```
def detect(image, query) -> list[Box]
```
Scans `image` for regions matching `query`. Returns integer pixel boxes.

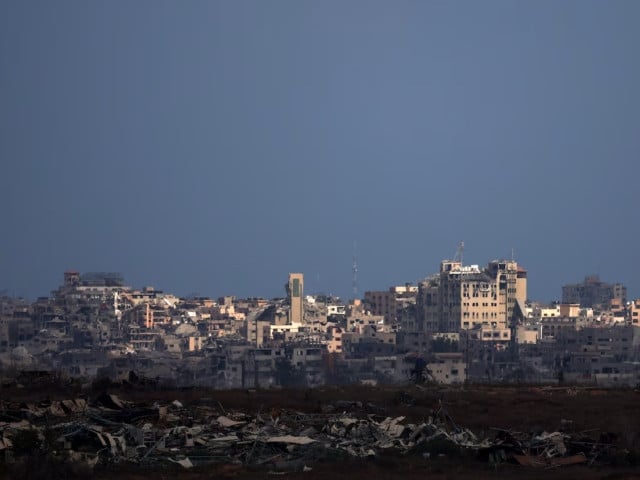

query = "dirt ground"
[2,382,640,479]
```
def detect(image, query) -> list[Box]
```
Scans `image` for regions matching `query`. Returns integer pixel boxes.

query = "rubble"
[0,391,632,475]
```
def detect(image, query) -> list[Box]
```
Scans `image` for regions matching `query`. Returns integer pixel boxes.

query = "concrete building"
[341,325,396,357]
[630,299,640,325]
[245,319,271,347]
[533,305,560,319]
[427,352,466,384]
[562,275,627,308]
[515,325,538,344]
[325,326,343,354]
[540,317,577,339]
[327,305,346,317]
[559,304,581,318]
[286,273,304,325]
[364,284,417,322]
[416,259,527,334]
[291,346,323,386]
[485,260,527,321]
[346,311,385,332]
[396,331,430,353]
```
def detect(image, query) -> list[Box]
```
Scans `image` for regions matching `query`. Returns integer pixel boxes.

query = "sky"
[1,1,639,302]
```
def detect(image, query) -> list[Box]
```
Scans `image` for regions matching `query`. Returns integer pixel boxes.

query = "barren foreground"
[1,382,639,479]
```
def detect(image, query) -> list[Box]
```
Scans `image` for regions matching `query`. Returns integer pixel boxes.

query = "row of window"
[463,312,499,319]
[463,302,498,307]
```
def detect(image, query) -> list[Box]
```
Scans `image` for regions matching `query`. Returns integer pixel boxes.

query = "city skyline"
[0,257,631,307]
[2,1,639,302]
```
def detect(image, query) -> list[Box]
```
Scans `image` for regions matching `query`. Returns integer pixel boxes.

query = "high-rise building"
[561,275,626,308]
[416,259,527,334]
[286,273,304,324]
[485,260,527,321]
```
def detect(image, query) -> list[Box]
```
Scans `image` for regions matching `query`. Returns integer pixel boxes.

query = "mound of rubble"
[1,389,634,477]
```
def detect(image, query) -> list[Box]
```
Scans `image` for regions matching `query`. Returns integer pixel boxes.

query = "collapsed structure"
[0,387,626,474]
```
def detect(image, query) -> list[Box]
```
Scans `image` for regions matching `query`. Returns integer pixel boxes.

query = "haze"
[1,1,639,301]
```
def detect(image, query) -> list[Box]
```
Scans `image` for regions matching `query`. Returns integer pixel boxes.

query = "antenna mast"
[454,241,464,265]
[352,241,358,298]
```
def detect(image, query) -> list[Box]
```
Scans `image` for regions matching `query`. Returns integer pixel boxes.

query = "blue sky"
[1,1,639,302]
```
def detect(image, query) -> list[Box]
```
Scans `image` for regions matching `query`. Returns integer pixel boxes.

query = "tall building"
[485,260,527,321]
[364,284,418,322]
[416,259,527,334]
[562,275,627,308]
[286,273,304,324]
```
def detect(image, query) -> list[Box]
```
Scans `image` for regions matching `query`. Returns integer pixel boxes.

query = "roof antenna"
[352,241,358,298]
[453,241,464,265]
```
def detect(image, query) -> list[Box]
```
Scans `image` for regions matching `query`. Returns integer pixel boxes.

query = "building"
[286,273,304,325]
[426,352,466,384]
[562,275,627,308]
[341,325,396,357]
[630,299,640,325]
[515,325,538,344]
[416,259,527,334]
[364,284,418,322]
[485,260,527,321]
[558,304,581,318]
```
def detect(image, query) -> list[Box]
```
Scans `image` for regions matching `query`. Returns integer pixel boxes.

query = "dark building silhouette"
[561,275,626,308]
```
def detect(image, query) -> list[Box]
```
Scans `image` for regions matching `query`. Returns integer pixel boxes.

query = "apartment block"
[364,284,417,322]
[417,259,527,334]
[562,275,627,308]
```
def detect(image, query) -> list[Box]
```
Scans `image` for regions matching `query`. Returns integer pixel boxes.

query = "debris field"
[1,384,639,479]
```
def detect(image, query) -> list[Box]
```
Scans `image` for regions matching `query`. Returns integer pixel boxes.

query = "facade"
[341,325,396,357]
[558,303,581,318]
[427,353,466,384]
[416,259,527,334]
[515,325,538,344]
[485,260,527,321]
[286,273,304,325]
[364,284,417,322]
[630,299,640,325]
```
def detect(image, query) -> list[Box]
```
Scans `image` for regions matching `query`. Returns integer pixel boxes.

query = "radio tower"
[352,241,358,299]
